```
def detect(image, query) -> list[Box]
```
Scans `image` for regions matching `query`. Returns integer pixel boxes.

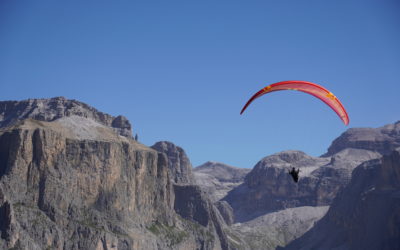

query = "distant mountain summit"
[195,161,250,183]
[0,97,132,137]
[193,161,250,202]
[324,121,400,156]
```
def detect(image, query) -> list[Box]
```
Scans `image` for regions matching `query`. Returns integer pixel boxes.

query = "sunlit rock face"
[281,149,400,250]
[0,98,235,250]
[0,118,173,249]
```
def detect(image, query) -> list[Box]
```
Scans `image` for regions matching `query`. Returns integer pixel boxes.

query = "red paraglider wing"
[240,81,349,125]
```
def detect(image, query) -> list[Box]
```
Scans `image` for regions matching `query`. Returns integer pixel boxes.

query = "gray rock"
[0,98,234,250]
[195,161,250,183]
[174,185,213,227]
[224,149,380,222]
[151,141,195,184]
[4,97,399,250]
[281,149,400,250]
[232,206,329,250]
[215,201,234,226]
[194,161,250,202]
[324,121,400,156]
[151,142,241,249]
[0,119,172,249]
[0,97,133,137]
[174,184,245,250]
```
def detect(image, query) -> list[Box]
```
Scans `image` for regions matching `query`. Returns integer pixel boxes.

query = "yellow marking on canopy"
[326,92,336,100]
[263,85,272,92]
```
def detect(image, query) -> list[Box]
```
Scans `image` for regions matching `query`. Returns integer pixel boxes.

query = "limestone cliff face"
[324,121,400,156]
[151,142,239,250]
[0,97,132,137]
[224,149,380,222]
[214,201,234,226]
[0,119,173,249]
[173,185,230,250]
[151,141,195,184]
[0,98,234,250]
[282,149,400,250]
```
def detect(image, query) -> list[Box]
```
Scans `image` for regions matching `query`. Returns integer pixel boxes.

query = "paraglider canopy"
[240,80,349,125]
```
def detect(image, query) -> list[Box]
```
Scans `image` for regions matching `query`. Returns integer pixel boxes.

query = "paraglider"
[288,167,300,183]
[240,81,349,125]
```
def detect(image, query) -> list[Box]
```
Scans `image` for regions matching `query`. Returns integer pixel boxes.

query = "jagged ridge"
[0,97,132,137]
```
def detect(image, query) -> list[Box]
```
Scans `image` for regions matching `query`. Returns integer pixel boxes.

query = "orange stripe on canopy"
[240,80,349,125]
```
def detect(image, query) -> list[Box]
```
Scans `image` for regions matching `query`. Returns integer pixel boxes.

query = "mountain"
[150,141,241,249]
[195,161,250,183]
[324,121,400,156]
[232,206,329,249]
[281,149,400,250]
[151,141,195,185]
[0,97,235,250]
[0,96,132,137]
[222,121,400,249]
[2,97,399,249]
[223,149,380,222]
[193,161,250,202]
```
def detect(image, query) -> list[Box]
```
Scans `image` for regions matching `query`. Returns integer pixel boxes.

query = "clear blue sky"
[1,0,399,168]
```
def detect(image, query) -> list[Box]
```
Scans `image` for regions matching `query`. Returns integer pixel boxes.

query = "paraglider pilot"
[289,167,300,183]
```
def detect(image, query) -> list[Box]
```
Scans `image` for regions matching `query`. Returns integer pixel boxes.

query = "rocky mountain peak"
[193,161,250,203]
[247,150,323,175]
[195,161,250,183]
[0,97,132,137]
[262,150,310,163]
[151,141,195,184]
[324,121,400,156]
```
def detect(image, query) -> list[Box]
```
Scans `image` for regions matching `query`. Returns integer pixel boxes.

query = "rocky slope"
[194,162,250,202]
[282,149,400,250]
[0,96,132,137]
[232,206,329,250]
[0,98,235,250]
[224,149,380,222]
[324,121,400,156]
